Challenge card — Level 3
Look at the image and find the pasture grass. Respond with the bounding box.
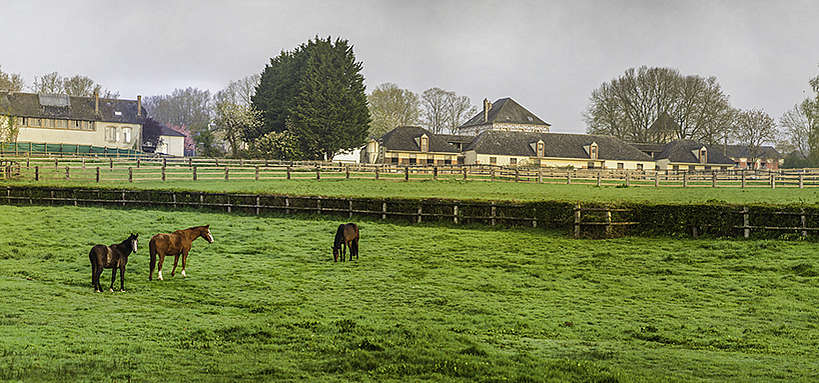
[0,205,817,382]
[4,177,819,205]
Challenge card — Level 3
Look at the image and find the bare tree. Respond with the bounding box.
[445,94,477,133]
[421,88,451,134]
[367,83,420,137]
[31,72,63,94]
[63,75,97,97]
[732,108,777,167]
[780,102,815,157]
[143,88,212,132]
[0,66,24,92]
[215,74,260,106]
[585,66,734,143]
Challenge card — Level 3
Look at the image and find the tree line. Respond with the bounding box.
[584,65,819,167]
[0,67,119,98]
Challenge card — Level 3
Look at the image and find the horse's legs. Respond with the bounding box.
[109,268,116,292]
[157,255,165,281]
[342,242,347,262]
[90,261,97,288]
[119,267,125,292]
[171,254,180,277]
[181,250,189,277]
[92,263,101,292]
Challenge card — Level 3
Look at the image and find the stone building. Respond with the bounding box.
[455,98,550,136]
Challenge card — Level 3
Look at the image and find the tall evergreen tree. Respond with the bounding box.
[251,36,370,160]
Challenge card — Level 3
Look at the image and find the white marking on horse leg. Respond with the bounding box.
[181,270,187,278]
[158,270,164,280]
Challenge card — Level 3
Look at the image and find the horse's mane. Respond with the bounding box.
[333,225,344,248]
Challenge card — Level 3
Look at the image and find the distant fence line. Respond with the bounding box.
[2,155,819,188]
[2,186,818,240]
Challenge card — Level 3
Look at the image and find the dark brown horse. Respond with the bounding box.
[333,223,359,262]
[89,233,138,292]
[149,225,213,281]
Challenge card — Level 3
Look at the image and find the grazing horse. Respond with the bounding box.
[89,233,138,292]
[333,223,359,262]
[149,225,213,281]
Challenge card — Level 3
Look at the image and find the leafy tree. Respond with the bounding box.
[731,108,777,167]
[367,83,420,138]
[0,66,24,92]
[193,129,223,157]
[585,66,734,143]
[253,36,370,160]
[212,102,262,157]
[248,130,303,160]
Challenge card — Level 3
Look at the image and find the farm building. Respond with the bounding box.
[155,125,186,157]
[722,144,783,170]
[455,98,550,136]
[653,140,735,171]
[0,91,145,151]
[462,130,654,169]
[362,126,461,165]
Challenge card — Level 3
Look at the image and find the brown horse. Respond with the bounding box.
[89,233,138,292]
[333,223,359,262]
[149,225,213,281]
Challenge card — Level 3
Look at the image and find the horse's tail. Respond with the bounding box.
[149,237,157,280]
[352,224,359,258]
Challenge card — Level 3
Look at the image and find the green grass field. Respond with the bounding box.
[1,205,817,382]
[4,177,819,205]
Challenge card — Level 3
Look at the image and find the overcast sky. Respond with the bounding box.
[2,0,818,133]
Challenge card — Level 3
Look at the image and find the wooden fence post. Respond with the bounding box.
[285,197,290,215]
[433,166,438,181]
[417,205,422,224]
[81,158,85,169]
[515,169,519,182]
[605,208,612,237]
[404,166,409,181]
[574,203,581,239]
[655,172,659,187]
[65,166,70,180]
[109,158,113,170]
[453,204,459,224]
[463,167,467,180]
[538,170,543,184]
[188,158,192,169]
[683,172,688,188]
[225,167,229,181]
[172,192,177,209]
[712,171,717,188]
[770,174,776,189]
[129,167,133,183]
[96,167,100,182]
[743,207,750,238]
[35,166,39,181]
[567,171,571,184]
[162,166,166,181]
[193,166,197,181]
[163,158,167,168]
[491,202,496,226]
[137,159,140,168]
[255,166,260,181]
[801,208,807,238]
[316,165,321,180]
[625,172,630,187]
[55,158,58,171]
[491,168,495,182]
[799,173,804,189]
[287,166,291,180]
[346,166,350,179]
[381,201,387,220]
[597,171,601,187]
[256,196,261,215]
[348,198,353,218]
[741,170,746,188]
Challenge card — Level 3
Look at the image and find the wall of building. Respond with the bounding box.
[156,135,185,157]
[14,120,142,150]
[657,162,734,171]
[383,150,459,165]
[466,152,654,169]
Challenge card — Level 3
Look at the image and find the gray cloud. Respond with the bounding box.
[2,0,818,133]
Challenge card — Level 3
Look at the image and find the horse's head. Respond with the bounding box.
[332,246,339,262]
[129,233,139,253]
[201,225,214,243]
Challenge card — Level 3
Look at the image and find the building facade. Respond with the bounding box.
[362,126,461,165]
[455,98,550,136]
[722,145,783,170]
[0,92,145,151]
[653,140,736,171]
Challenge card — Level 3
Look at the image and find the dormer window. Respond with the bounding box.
[536,140,544,157]
[699,147,707,164]
[419,134,429,152]
[589,142,598,160]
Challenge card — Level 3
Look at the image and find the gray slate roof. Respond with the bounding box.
[722,144,781,159]
[655,140,735,164]
[0,91,145,124]
[464,130,653,161]
[437,134,475,145]
[459,98,549,128]
[380,126,459,153]
[159,125,186,137]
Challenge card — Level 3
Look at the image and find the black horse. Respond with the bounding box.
[333,223,359,262]
[89,233,138,292]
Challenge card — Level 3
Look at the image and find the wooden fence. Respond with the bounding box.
[3,155,819,188]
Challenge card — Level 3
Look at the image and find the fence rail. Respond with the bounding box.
[4,155,819,188]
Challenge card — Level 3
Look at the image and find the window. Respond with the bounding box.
[18,117,27,126]
[536,142,544,157]
[391,157,399,164]
[589,143,598,160]
[617,163,624,169]
[699,148,708,164]
[444,159,452,165]
[705,165,711,170]
[587,161,595,169]
[409,158,416,165]
[672,165,679,171]
[45,119,55,128]
[56,119,67,129]
[30,118,40,127]
[637,164,643,170]
[689,165,696,171]
[490,157,497,164]
[122,127,132,143]
[426,158,434,165]
[105,126,118,142]
[420,135,429,152]
[510,158,517,165]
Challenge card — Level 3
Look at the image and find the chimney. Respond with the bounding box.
[137,95,142,117]
[483,98,491,123]
[94,90,99,115]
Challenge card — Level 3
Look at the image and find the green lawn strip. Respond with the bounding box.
[1,205,817,381]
